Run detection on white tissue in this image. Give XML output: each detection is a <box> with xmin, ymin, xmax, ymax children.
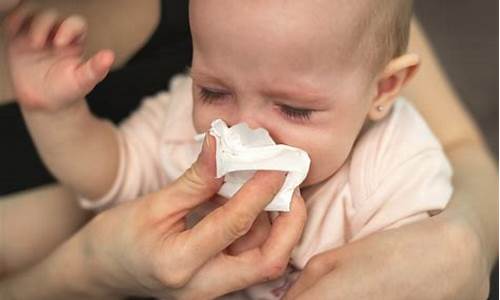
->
<box><xmin>200</xmin><ymin>119</ymin><xmax>311</xmax><ymax>212</ymax></box>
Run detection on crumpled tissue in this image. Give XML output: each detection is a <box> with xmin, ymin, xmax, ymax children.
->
<box><xmin>198</xmin><ymin>119</ymin><xmax>311</xmax><ymax>211</ymax></box>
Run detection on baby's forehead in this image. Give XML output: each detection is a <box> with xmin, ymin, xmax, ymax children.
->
<box><xmin>191</xmin><ymin>0</ymin><xmax>375</xmax><ymax>69</ymax></box>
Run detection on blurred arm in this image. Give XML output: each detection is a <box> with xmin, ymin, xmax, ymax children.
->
<box><xmin>0</xmin><ymin>0</ymin><xmax>160</xmax><ymax>103</ymax></box>
<box><xmin>402</xmin><ymin>19</ymin><xmax>498</xmax><ymax>268</ymax></box>
<box><xmin>0</xmin><ymin>184</ymin><xmax>91</xmax><ymax>277</ymax></box>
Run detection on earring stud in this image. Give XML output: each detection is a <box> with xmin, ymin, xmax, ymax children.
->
<box><xmin>376</xmin><ymin>105</ymin><xmax>384</xmax><ymax>112</ymax></box>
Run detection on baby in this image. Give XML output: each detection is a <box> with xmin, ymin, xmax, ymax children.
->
<box><xmin>5</xmin><ymin>0</ymin><xmax>452</xmax><ymax>299</ymax></box>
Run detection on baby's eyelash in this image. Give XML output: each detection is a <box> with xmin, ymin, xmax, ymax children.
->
<box><xmin>279</xmin><ymin>105</ymin><xmax>313</xmax><ymax>121</ymax></box>
<box><xmin>198</xmin><ymin>86</ymin><xmax>313</xmax><ymax>121</ymax></box>
<box><xmin>199</xmin><ymin>87</ymin><xmax>227</xmax><ymax>104</ymax></box>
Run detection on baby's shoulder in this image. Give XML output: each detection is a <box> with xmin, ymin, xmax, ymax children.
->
<box><xmin>125</xmin><ymin>74</ymin><xmax>192</xmax><ymax>123</ymax></box>
<box><xmin>348</xmin><ymin>98</ymin><xmax>448</xmax><ymax>198</ymax></box>
<box><xmin>357</xmin><ymin>98</ymin><xmax>442</xmax><ymax>153</ymax></box>
<box><xmin>141</xmin><ymin>74</ymin><xmax>191</xmax><ymax>108</ymax></box>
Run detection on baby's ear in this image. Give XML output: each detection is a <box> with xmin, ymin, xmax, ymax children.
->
<box><xmin>368</xmin><ymin>53</ymin><xmax>420</xmax><ymax>121</ymax></box>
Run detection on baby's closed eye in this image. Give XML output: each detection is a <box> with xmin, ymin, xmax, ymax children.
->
<box><xmin>197</xmin><ymin>85</ymin><xmax>316</xmax><ymax>123</ymax></box>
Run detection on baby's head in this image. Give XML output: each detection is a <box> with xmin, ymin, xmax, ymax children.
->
<box><xmin>189</xmin><ymin>0</ymin><xmax>418</xmax><ymax>187</ymax></box>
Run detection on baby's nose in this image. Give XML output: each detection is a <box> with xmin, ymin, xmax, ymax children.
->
<box><xmin>233</xmin><ymin>113</ymin><xmax>282</xmax><ymax>143</ymax></box>
<box><xmin>235</xmin><ymin>112</ymin><xmax>264</xmax><ymax>130</ymax></box>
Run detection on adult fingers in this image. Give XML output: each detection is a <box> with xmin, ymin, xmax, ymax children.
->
<box><xmin>155</xmin><ymin>134</ymin><xmax>222</xmax><ymax>213</ymax></box>
<box><xmin>183</xmin><ymin>196</ymin><xmax>304</xmax><ymax>300</ymax></box>
<box><xmin>259</xmin><ymin>192</ymin><xmax>307</xmax><ymax>270</ymax></box>
<box><xmin>283</xmin><ymin>250</ymin><xmax>338</xmax><ymax>300</ymax></box>
<box><xmin>228</xmin><ymin>212</ymin><xmax>272</xmax><ymax>255</ymax></box>
<box><xmin>286</xmin><ymin>257</ymin><xmax>381</xmax><ymax>300</ymax></box>
<box><xmin>290</xmin><ymin>272</ymin><xmax>341</xmax><ymax>300</ymax></box>
<box><xmin>177</xmin><ymin>170</ymin><xmax>285</xmax><ymax>276</ymax></box>
<box><xmin>174</xmin><ymin>251</ymin><xmax>272</xmax><ymax>299</ymax></box>
<box><xmin>74</xmin><ymin>49</ymin><xmax>114</xmax><ymax>93</ymax></box>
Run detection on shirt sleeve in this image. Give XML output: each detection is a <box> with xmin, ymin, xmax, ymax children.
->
<box><xmin>78</xmin><ymin>92</ymin><xmax>170</xmax><ymax>210</ymax></box>
<box><xmin>349</xmin><ymin>148</ymin><xmax>453</xmax><ymax>241</ymax></box>
<box><xmin>347</xmin><ymin>100</ymin><xmax>453</xmax><ymax>241</ymax></box>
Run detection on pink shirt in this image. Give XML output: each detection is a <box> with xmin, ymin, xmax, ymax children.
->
<box><xmin>80</xmin><ymin>75</ymin><xmax>452</xmax><ymax>299</ymax></box>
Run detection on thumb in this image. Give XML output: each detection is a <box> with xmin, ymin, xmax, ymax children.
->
<box><xmin>74</xmin><ymin>49</ymin><xmax>114</xmax><ymax>94</ymax></box>
<box><xmin>165</xmin><ymin>134</ymin><xmax>223</xmax><ymax>211</ymax></box>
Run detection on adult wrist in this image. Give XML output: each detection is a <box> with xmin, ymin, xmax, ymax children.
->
<box><xmin>69</xmin><ymin>213</ymin><xmax>157</xmax><ymax>299</ymax></box>
<box><xmin>55</xmin><ymin>228</ymin><xmax>125</xmax><ymax>299</ymax></box>
<box><xmin>0</xmin><ymin>237</ymin><xmax>120</xmax><ymax>300</ymax></box>
<box><xmin>55</xmin><ymin>240</ymin><xmax>113</xmax><ymax>299</ymax></box>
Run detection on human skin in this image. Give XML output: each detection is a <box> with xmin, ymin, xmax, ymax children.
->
<box><xmin>4</xmin><ymin>0</ymin><xmax>419</xmax><ymax>262</ymax></box>
<box><xmin>0</xmin><ymin>185</ymin><xmax>91</xmax><ymax>277</ymax></box>
<box><xmin>0</xmin><ymin>1</ymin><xmax>497</xmax><ymax>299</ymax></box>
<box><xmin>190</xmin><ymin>0</ymin><xmax>418</xmax><ymax>187</ymax></box>
<box><xmin>0</xmin><ymin>0</ymin><xmax>159</xmax><ymax>103</ymax></box>
<box><xmin>283</xmin><ymin>21</ymin><xmax>498</xmax><ymax>300</ymax></box>
<box><xmin>0</xmin><ymin>136</ymin><xmax>307</xmax><ymax>299</ymax></box>
<box><xmin>4</xmin><ymin>7</ymin><xmax>123</xmax><ymax>199</ymax></box>
<box><xmin>5</xmin><ymin>0</ymin><xmax>417</xmax><ymax>202</ymax></box>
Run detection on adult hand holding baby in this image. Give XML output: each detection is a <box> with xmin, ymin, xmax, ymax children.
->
<box><xmin>284</xmin><ymin>215</ymin><xmax>488</xmax><ymax>300</ymax></box>
<box><xmin>2</xmin><ymin>135</ymin><xmax>306</xmax><ymax>299</ymax></box>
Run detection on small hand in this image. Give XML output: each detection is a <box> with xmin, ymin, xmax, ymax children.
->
<box><xmin>4</xmin><ymin>5</ymin><xmax>114</xmax><ymax>111</ymax></box>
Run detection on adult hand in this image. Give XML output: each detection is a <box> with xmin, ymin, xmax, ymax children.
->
<box><xmin>284</xmin><ymin>214</ymin><xmax>489</xmax><ymax>300</ymax></box>
<box><xmin>71</xmin><ymin>135</ymin><xmax>306</xmax><ymax>299</ymax></box>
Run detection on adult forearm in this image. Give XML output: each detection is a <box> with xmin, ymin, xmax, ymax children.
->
<box><xmin>404</xmin><ymin>19</ymin><xmax>498</xmax><ymax>267</ymax></box>
<box><xmin>22</xmin><ymin>101</ymin><xmax>119</xmax><ymax>200</ymax></box>
<box><xmin>0</xmin><ymin>184</ymin><xmax>92</xmax><ymax>276</ymax></box>
<box><xmin>442</xmin><ymin>142</ymin><xmax>498</xmax><ymax>268</ymax></box>
<box><xmin>0</xmin><ymin>234</ymin><xmax>119</xmax><ymax>300</ymax></box>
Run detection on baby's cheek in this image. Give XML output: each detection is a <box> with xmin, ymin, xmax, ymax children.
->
<box><xmin>302</xmin><ymin>159</ymin><xmax>335</xmax><ymax>187</ymax></box>
<box><xmin>300</xmin><ymin>144</ymin><xmax>349</xmax><ymax>187</ymax></box>
<box><xmin>192</xmin><ymin>102</ymin><xmax>216</xmax><ymax>133</ymax></box>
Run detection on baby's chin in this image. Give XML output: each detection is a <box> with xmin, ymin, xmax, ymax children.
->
<box><xmin>300</xmin><ymin>167</ymin><xmax>340</xmax><ymax>191</ymax></box>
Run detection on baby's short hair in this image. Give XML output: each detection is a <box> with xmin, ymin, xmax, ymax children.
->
<box><xmin>356</xmin><ymin>0</ymin><xmax>414</xmax><ymax>72</ymax></box>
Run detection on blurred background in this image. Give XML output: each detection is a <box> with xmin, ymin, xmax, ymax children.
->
<box><xmin>415</xmin><ymin>0</ymin><xmax>498</xmax><ymax>155</ymax></box>
<box><xmin>416</xmin><ymin>1</ymin><xmax>498</xmax><ymax>298</ymax></box>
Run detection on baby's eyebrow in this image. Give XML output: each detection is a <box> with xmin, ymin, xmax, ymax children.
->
<box><xmin>188</xmin><ymin>68</ymin><xmax>228</xmax><ymax>86</ymax></box>
<box><xmin>262</xmin><ymin>84</ymin><xmax>330</xmax><ymax>105</ymax></box>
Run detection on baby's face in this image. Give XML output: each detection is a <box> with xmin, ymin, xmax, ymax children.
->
<box><xmin>190</xmin><ymin>0</ymin><xmax>378</xmax><ymax>186</ymax></box>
